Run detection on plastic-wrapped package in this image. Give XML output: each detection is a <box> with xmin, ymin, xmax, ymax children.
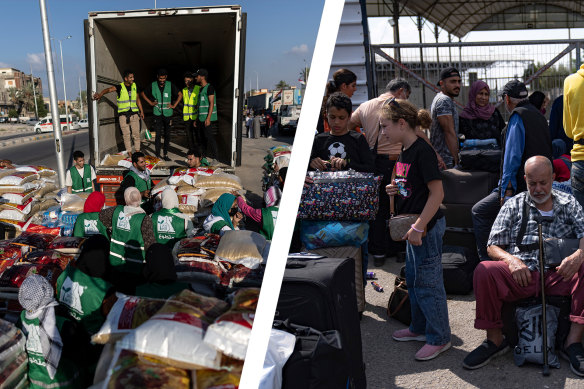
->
<box><xmin>105</xmin><ymin>347</ymin><xmax>192</xmax><ymax>389</ymax></box>
<box><xmin>514</xmin><ymin>304</ymin><xmax>561</xmax><ymax>368</ymax></box>
<box><xmin>298</xmin><ymin>170</ymin><xmax>381</xmax><ymax>221</ymax></box>
<box><xmin>300</xmin><ymin>220</ymin><xmax>369</xmax><ymax>250</ymax></box>
<box><xmin>203</xmin><ymin>288</ymin><xmax>260</xmax><ymax>360</ymax></box>
<box><xmin>0</xmin><ymin>172</ymin><xmax>39</xmax><ymax>186</ymax></box>
<box><xmin>59</xmin><ymin>211</ymin><xmax>81</xmax><ymax>226</ymax></box>
<box><xmin>200</xmin><ymin>188</ymin><xmax>241</xmax><ymax>205</ymax></box>
<box><xmin>118</xmin><ymin>155</ymin><xmax>160</xmax><ymax>172</ymax></box>
<box><xmin>92</xmin><ymin>294</ymin><xmax>167</xmax><ymax>344</ymax></box>
<box><xmin>22</xmin><ymin>250</ymin><xmax>74</xmax><ymax>270</ymax></box>
<box><xmin>176</xmin><ymin>185</ymin><xmax>206</xmax><ymax>195</ymax></box>
<box><xmin>194</xmin><ymin>173</ymin><xmax>243</xmax><ymax>190</ymax></box>
<box><xmin>119</xmin><ymin>290</ymin><xmax>230</xmax><ymax>369</ymax></box>
<box><xmin>194</xmin><ymin>369</ymin><xmax>240</xmax><ymax>389</ymax></box>
<box><xmin>60</xmin><ymin>193</ymin><xmax>86</xmax><ymax>212</ymax></box>
<box><xmin>11</xmin><ymin>231</ymin><xmax>56</xmax><ymax>250</ymax></box>
<box><xmin>0</xmin><ymin>262</ymin><xmax>63</xmax><ymax>288</ymax></box>
<box><xmin>169</xmin><ymin>167</ymin><xmax>216</xmax><ymax>186</ymax></box>
<box><xmin>215</xmin><ymin>230</ymin><xmax>267</xmax><ymax>269</ymax></box>
<box><xmin>13</xmin><ymin>165</ymin><xmax>56</xmax><ymax>177</ymax></box>
<box><xmin>151</xmin><ymin>178</ymin><xmax>177</xmax><ymax>196</ymax></box>
<box><xmin>260</xmin><ymin>328</ymin><xmax>296</xmax><ymax>389</ymax></box>
<box><xmin>176</xmin><ymin>235</ymin><xmax>220</xmax><ymax>259</ymax></box>
<box><xmin>42</xmin><ymin>205</ymin><xmax>62</xmax><ymax>227</ymax></box>
<box><xmin>0</xmin><ymin>189</ymin><xmax>38</xmax><ymax>205</ymax></box>
<box><xmin>34</xmin><ymin>183</ymin><xmax>59</xmax><ymax>199</ymax></box>
<box><xmin>47</xmin><ymin>236</ymin><xmax>86</xmax><ymax>254</ymax></box>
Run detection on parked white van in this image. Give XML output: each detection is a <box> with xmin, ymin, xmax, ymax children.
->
<box><xmin>34</xmin><ymin>115</ymin><xmax>77</xmax><ymax>133</ymax></box>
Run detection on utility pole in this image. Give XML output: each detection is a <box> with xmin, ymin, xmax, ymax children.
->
<box><xmin>417</xmin><ymin>16</ymin><xmax>426</xmax><ymax>108</ymax></box>
<box><xmin>39</xmin><ymin>0</ymin><xmax>65</xmax><ymax>187</ymax></box>
<box><xmin>78</xmin><ymin>76</ymin><xmax>84</xmax><ymax>119</ymax></box>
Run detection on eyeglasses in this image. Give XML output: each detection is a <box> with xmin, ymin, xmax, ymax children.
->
<box><xmin>382</xmin><ymin>96</ymin><xmax>401</xmax><ymax>108</ymax></box>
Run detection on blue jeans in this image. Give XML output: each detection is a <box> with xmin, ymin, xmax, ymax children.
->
<box><xmin>572</xmin><ymin>160</ymin><xmax>584</xmax><ymax>209</ymax></box>
<box><xmin>405</xmin><ymin>217</ymin><xmax>451</xmax><ymax>345</ymax></box>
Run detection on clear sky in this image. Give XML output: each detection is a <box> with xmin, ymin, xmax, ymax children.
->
<box><xmin>1</xmin><ymin>0</ymin><xmax>324</xmax><ymax>100</ymax></box>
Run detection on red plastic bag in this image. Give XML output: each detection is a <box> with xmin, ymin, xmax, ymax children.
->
<box><xmin>11</xmin><ymin>232</ymin><xmax>56</xmax><ymax>250</ymax></box>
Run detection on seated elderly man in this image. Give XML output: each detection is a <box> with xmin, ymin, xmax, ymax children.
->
<box><xmin>463</xmin><ymin>156</ymin><xmax>584</xmax><ymax>376</ymax></box>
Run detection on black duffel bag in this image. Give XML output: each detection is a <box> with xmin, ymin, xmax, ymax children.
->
<box><xmin>459</xmin><ymin>149</ymin><xmax>502</xmax><ymax>173</ymax></box>
<box><xmin>274</xmin><ymin>319</ymin><xmax>349</xmax><ymax>389</ymax></box>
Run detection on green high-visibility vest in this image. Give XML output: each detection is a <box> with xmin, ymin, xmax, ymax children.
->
<box><xmin>73</xmin><ymin>212</ymin><xmax>108</xmax><ymax>238</ymax></box>
<box><xmin>56</xmin><ymin>264</ymin><xmax>112</xmax><ymax>335</ymax></box>
<box><xmin>126</xmin><ymin>170</ymin><xmax>152</xmax><ymax>206</ymax></box>
<box><xmin>117</xmin><ymin>82</ymin><xmax>139</xmax><ymax>113</ymax></box>
<box><xmin>151</xmin><ymin>81</ymin><xmax>173</xmax><ymax>117</ymax></box>
<box><xmin>152</xmin><ymin>208</ymin><xmax>187</xmax><ymax>245</ymax></box>
<box><xmin>109</xmin><ymin>205</ymin><xmax>147</xmax><ymax>274</ymax></box>
<box><xmin>20</xmin><ymin>312</ymin><xmax>82</xmax><ymax>389</ymax></box>
<box><xmin>198</xmin><ymin>84</ymin><xmax>217</xmax><ymax>122</ymax></box>
<box><xmin>260</xmin><ymin>206</ymin><xmax>278</xmax><ymax>240</ymax></box>
<box><xmin>182</xmin><ymin>85</ymin><xmax>200</xmax><ymax>121</ymax></box>
<box><xmin>69</xmin><ymin>164</ymin><xmax>93</xmax><ymax>193</ymax></box>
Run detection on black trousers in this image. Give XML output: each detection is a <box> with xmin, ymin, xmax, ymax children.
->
<box><xmin>201</xmin><ymin>121</ymin><xmax>218</xmax><ymax>159</ymax></box>
<box><xmin>184</xmin><ymin>119</ymin><xmax>197</xmax><ymax>151</ymax></box>
<box><xmin>154</xmin><ymin>115</ymin><xmax>172</xmax><ymax>156</ymax></box>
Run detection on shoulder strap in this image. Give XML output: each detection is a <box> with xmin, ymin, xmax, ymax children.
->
<box><xmin>390</xmin><ymin>163</ymin><xmax>397</xmax><ymax>216</ymax></box>
<box><xmin>516</xmin><ymin>197</ymin><xmax>539</xmax><ymax>252</ymax></box>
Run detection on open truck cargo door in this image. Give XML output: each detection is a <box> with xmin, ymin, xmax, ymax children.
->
<box><xmin>85</xmin><ymin>6</ymin><xmax>246</xmax><ymax>168</ymax></box>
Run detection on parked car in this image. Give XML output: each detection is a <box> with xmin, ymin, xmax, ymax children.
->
<box><xmin>78</xmin><ymin>119</ymin><xmax>89</xmax><ymax>128</ymax></box>
<box><xmin>25</xmin><ymin>119</ymin><xmax>39</xmax><ymax>126</ymax></box>
<box><xmin>71</xmin><ymin>121</ymin><xmax>81</xmax><ymax>130</ymax></box>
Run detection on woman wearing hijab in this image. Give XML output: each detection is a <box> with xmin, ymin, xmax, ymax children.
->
<box><xmin>202</xmin><ymin>193</ymin><xmax>243</xmax><ymax>236</ymax></box>
<box><xmin>135</xmin><ymin>243</ymin><xmax>190</xmax><ymax>298</ymax></box>
<box><xmin>55</xmin><ymin>235</ymin><xmax>115</xmax><ymax>335</ymax></box>
<box><xmin>151</xmin><ymin>188</ymin><xmax>195</xmax><ymax>246</ymax></box>
<box><xmin>18</xmin><ymin>275</ymin><xmax>83</xmax><ymax>389</ymax></box>
<box><xmin>459</xmin><ymin>80</ymin><xmax>505</xmax><ymax>147</ymax></box>
<box><xmin>73</xmin><ymin>191</ymin><xmax>108</xmax><ymax>238</ymax></box>
<box><xmin>235</xmin><ymin>185</ymin><xmax>281</xmax><ymax>240</ymax></box>
<box><xmin>528</xmin><ymin>90</ymin><xmax>549</xmax><ymax>115</ymax></box>
<box><xmin>99</xmin><ymin>187</ymin><xmax>155</xmax><ymax>275</ymax></box>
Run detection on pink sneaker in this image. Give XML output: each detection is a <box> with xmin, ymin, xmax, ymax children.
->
<box><xmin>392</xmin><ymin>328</ymin><xmax>426</xmax><ymax>342</ymax></box>
<box><xmin>415</xmin><ymin>342</ymin><xmax>451</xmax><ymax>361</ymax></box>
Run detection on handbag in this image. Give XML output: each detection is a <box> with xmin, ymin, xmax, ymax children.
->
<box><xmin>388</xmin><ymin>163</ymin><xmax>425</xmax><ymax>241</ymax></box>
<box><xmin>387</xmin><ymin>276</ymin><xmax>411</xmax><ymax>326</ymax></box>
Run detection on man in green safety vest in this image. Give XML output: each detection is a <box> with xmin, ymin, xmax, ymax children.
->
<box><xmin>116</xmin><ymin>151</ymin><xmax>154</xmax><ymax>213</ymax></box>
<box><xmin>195</xmin><ymin>68</ymin><xmax>219</xmax><ymax>162</ymax></box>
<box><xmin>176</xmin><ymin>71</ymin><xmax>201</xmax><ymax>151</ymax></box>
<box><xmin>65</xmin><ymin>150</ymin><xmax>96</xmax><ymax>194</ymax></box>
<box><xmin>92</xmin><ymin>69</ymin><xmax>145</xmax><ymax>158</ymax></box>
<box><xmin>141</xmin><ymin>68</ymin><xmax>182</xmax><ymax>161</ymax></box>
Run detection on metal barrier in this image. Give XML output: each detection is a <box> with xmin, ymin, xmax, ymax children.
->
<box><xmin>370</xmin><ymin>39</ymin><xmax>584</xmax><ymax>119</ymax></box>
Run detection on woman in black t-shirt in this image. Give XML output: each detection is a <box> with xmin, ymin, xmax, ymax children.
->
<box><xmin>381</xmin><ymin>98</ymin><xmax>451</xmax><ymax>361</ymax></box>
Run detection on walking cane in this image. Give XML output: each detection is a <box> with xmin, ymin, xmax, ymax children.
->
<box><xmin>537</xmin><ymin>216</ymin><xmax>551</xmax><ymax>376</ymax></box>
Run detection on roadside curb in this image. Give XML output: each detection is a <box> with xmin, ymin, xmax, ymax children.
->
<box><xmin>0</xmin><ymin>131</ymin><xmax>77</xmax><ymax>148</ymax></box>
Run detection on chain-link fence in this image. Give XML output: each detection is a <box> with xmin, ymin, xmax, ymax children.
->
<box><xmin>371</xmin><ymin>39</ymin><xmax>584</xmax><ymax>121</ymax></box>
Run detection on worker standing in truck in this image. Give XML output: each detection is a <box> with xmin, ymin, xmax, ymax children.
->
<box><xmin>92</xmin><ymin>69</ymin><xmax>145</xmax><ymax>158</ymax></box>
<box><xmin>141</xmin><ymin>68</ymin><xmax>182</xmax><ymax>161</ymax></box>
<box><xmin>176</xmin><ymin>72</ymin><xmax>201</xmax><ymax>151</ymax></box>
<box><xmin>195</xmin><ymin>69</ymin><xmax>219</xmax><ymax>162</ymax></box>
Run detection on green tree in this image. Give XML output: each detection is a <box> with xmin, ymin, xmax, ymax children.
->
<box><xmin>36</xmin><ymin>95</ymin><xmax>48</xmax><ymax>118</ymax></box>
<box><xmin>275</xmin><ymin>80</ymin><xmax>290</xmax><ymax>89</ymax></box>
<box><xmin>8</xmin><ymin>109</ymin><xmax>18</xmax><ymax>118</ymax></box>
<box><xmin>522</xmin><ymin>62</ymin><xmax>571</xmax><ymax>92</ymax></box>
<box><xmin>299</xmin><ymin>66</ymin><xmax>310</xmax><ymax>86</ymax></box>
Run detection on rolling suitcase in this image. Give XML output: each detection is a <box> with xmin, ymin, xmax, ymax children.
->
<box><xmin>441</xmin><ymin>169</ymin><xmax>498</xmax><ymax>205</ymax></box>
<box><xmin>440</xmin><ymin>203</ymin><xmax>474</xmax><ymax>229</ymax></box>
<box><xmin>276</xmin><ymin>256</ymin><xmax>366</xmax><ymax>389</ymax></box>
<box><xmin>442</xmin><ymin>245</ymin><xmax>479</xmax><ymax>294</ymax></box>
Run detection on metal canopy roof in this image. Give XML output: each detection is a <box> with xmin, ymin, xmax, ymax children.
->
<box><xmin>365</xmin><ymin>1</ymin><xmax>584</xmax><ymax>37</ymax></box>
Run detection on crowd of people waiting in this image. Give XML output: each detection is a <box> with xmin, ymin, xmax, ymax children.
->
<box><xmin>304</xmin><ymin>64</ymin><xmax>584</xmax><ymax>376</ymax></box>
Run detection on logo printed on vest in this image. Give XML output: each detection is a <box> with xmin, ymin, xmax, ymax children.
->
<box><xmin>117</xmin><ymin>211</ymin><xmax>131</xmax><ymax>231</ymax></box>
<box><xmin>84</xmin><ymin>219</ymin><xmax>99</xmax><ymax>234</ymax></box>
<box><xmin>157</xmin><ymin>216</ymin><xmax>176</xmax><ymax>233</ymax></box>
<box><xmin>23</xmin><ymin>322</ymin><xmax>44</xmax><ymax>357</ymax></box>
<box><xmin>271</xmin><ymin>210</ymin><xmax>278</xmax><ymax>223</ymax></box>
<box><xmin>60</xmin><ymin>277</ymin><xmax>87</xmax><ymax>315</ymax></box>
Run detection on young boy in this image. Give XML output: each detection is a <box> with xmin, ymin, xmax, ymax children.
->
<box><xmin>66</xmin><ymin>150</ymin><xmax>96</xmax><ymax>194</ymax></box>
<box><xmin>309</xmin><ymin>92</ymin><xmax>374</xmax><ymax>173</ymax></box>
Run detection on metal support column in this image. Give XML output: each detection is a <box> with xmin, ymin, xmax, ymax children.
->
<box><xmin>417</xmin><ymin>16</ymin><xmax>426</xmax><ymax>108</ymax></box>
<box><xmin>435</xmin><ymin>24</ymin><xmax>440</xmax><ymax>70</ymax></box>
<box><xmin>577</xmin><ymin>42</ymin><xmax>582</xmax><ymax>69</ymax></box>
<box><xmin>393</xmin><ymin>0</ymin><xmax>401</xmax><ymax>78</ymax></box>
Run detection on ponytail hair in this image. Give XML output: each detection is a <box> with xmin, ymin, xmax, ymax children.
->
<box><xmin>380</xmin><ymin>98</ymin><xmax>430</xmax><ymax>130</ymax></box>
<box><xmin>322</xmin><ymin>68</ymin><xmax>357</xmax><ymax>117</ymax></box>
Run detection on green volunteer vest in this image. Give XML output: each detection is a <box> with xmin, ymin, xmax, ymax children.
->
<box><xmin>69</xmin><ymin>164</ymin><xmax>93</xmax><ymax>193</ymax></box>
<box><xmin>109</xmin><ymin>206</ymin><xmax>147</xmax><ymax>274</ymax></box>
<box><xmin>182</xmin><ymin>85</ymin><xmax>200</xmax><ymax>121</ymax></box>
<box><xmin>117</xmin><ymin>82</ymin><xmax>139</xmax><ymax>113</ymax></box>
<box><xmin>152</xmin><ymin>208</ymin><xmax>187</xmax><ymax>245</ymax></box>
<box><xmin>198</xmin><ymin>84</ymin><xmax>217</xmax><ymax>122</ymax></box>
<box><xmin>135</xmin><ymin>282</ymin><xmax>190</xmax><ymax>299</ymax></box>
<box><xmin>72</xmin><ymin>212</ymin><xmax>108</xmax><ymax>238</ymax></box>
<box><xmin>260</xmin><ymin>206</ymin><xmax>278</xmax><ymax>240</ymax></box>
<box><xmin>20</xmin><ymin>312</ymin><xmax>81</xmax><ymax>389</ymax></box>
<box><xmin>56</xmin><ymin>265</ymin><xmax>112</xmax><ymax>335</ymax></box>
<box><xmin>151</xmin><ymin>81</ymin><xmax>173</xmax><ymax>117</ymax></box>
<box><xmin>126</xmin><ymin>170</ymin><xmax>152</xmax><ymax>198</ymax></box>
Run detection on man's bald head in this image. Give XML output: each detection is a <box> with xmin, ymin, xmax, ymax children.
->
<box><xmin>524</xmin><ymin>156</ymin><xmax>553</xmax><ymax>177</ymax></box>
<box><xmin>524</xmin><ymin>156</ymin><xmax>554</xmax><ymax>205</ymax></box>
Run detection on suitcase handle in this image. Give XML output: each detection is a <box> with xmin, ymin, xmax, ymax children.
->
<box><xmin>286</xmin><ymin>261</ymin><xmax>308</xmax><ymax>269</ymax></box>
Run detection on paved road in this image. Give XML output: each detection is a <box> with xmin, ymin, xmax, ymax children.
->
<box><xmin>0</xmin><ymin>131</ymin><xmax>36</xmax><ymax>142</ymax></box>
<box><xmin>0</xmin><ymin>130</ymin><xmax>89</xmax><ymax>170</ymax></box>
